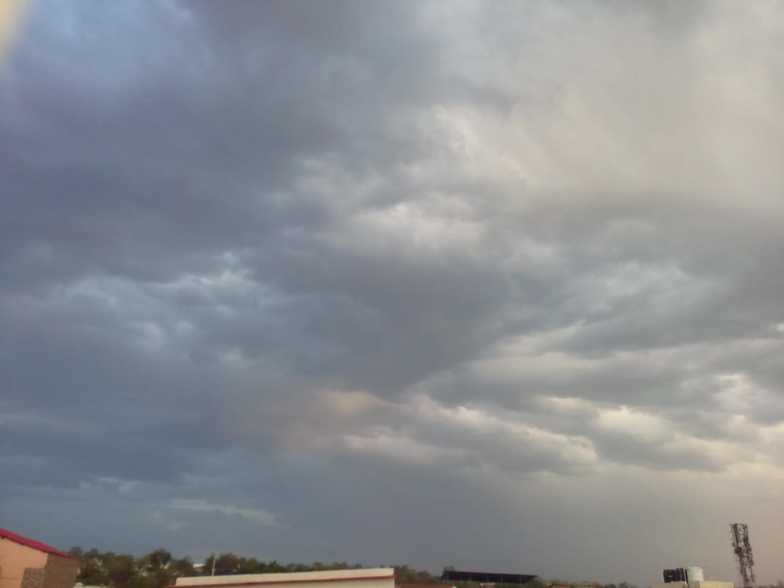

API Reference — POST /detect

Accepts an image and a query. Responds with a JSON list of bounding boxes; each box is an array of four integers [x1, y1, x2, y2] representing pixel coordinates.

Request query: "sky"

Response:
[[2, 0, 784, 585]]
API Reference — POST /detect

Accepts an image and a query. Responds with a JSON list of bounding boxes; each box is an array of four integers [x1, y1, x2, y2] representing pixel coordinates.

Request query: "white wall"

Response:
[[176, 567, 395, 588]]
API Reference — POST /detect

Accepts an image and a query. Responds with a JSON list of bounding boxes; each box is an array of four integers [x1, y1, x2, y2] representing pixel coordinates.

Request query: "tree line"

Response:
[[77, 546, 774, 588], [67, 548, 441, 588]]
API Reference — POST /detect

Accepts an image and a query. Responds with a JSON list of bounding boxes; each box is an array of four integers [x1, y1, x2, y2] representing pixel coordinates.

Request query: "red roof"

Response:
[[0, 528, 74, 559]]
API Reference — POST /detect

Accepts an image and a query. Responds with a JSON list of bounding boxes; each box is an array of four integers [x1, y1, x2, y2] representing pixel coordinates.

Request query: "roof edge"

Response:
[[175, 569, 395, 588], [0, 528, 75, 560]]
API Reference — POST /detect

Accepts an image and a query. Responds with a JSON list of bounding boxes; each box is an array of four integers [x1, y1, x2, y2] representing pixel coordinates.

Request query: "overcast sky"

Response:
[[3, 0, 784, 585]]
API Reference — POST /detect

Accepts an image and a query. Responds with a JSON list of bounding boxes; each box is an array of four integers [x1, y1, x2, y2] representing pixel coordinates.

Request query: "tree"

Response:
[[58, 546, 444, 588], [394, 566, 438, 585], [201, 556, 215, 576], [145, 549, 173, 572], [171, 558, 196, 578], [107, 555, 136, 588], [141, 549, 175, 588], [72, 548, 109, 586], [214, 553, 241, 575], [238, 558, 262, 574]]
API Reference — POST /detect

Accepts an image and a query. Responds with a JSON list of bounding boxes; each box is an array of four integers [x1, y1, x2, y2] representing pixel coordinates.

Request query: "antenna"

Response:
[[730, 523, 755, 588]]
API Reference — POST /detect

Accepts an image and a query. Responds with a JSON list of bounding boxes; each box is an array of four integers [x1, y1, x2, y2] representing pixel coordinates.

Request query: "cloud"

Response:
[[0, 0, 27, 59], [3, 0, 784, 585], [170, 499, 279, 527]]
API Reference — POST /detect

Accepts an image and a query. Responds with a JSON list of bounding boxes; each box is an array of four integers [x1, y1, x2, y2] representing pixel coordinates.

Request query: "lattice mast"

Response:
[[730, 523, 755, 588]]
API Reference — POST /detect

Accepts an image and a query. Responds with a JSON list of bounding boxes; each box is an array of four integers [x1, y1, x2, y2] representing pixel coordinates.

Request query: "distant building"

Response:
[[664, 570, 689, 584], [175, 568, 395, 588], [0, 528, 79, 588], [654, 580, 733, 588], [440, 570, 538, 587], [654, 566, 732, 588]]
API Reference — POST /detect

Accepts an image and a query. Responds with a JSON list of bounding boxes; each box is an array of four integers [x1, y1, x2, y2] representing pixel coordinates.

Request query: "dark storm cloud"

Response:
[[3, 0, 784, 584]]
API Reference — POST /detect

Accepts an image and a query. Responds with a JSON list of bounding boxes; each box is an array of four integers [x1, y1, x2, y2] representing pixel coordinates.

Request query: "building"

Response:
[[664, 571, 689, 584], [0, 529, 79, 588], [663, 568, 704, 584], [655, 580, 733, 588], [175, 568, 395, 588], [654, 565, 733, 588], [441, 570, 538, 586]]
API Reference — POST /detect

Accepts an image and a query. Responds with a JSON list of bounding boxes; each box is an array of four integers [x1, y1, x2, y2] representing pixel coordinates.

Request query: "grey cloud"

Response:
[[4, 0, 784, 584]]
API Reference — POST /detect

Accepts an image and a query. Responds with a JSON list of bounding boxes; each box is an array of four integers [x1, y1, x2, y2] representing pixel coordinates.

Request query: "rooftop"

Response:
[[175, 569, 395, 588], [441, 571, 537, 585], [0, 528, 74, 560]]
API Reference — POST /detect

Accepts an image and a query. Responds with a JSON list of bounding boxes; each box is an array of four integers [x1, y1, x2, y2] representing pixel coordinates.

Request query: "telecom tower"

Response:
[[730, 523, 755, 588]]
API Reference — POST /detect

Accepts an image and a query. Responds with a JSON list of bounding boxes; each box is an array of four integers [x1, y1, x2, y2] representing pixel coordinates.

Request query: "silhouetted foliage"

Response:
[[71, 548, 395, 588], [70, 547, 639, 588]]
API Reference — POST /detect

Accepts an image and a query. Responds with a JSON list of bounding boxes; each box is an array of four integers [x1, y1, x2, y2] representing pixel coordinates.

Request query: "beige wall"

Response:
[[0, 541, 77, 588], [653, 581, 733, 588], [0, 539, 47, 588], [178, 578, 393, 588], [21, 569, 46, 588], [226, 577, 392, 588], [691, 582, 734, 588], [43, 556, 78, 588], [653, 582, 687, 588], [176, 568, 396, 588]]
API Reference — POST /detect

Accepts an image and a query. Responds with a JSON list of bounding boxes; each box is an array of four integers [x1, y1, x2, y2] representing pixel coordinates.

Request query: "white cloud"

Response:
[[341, 431, 461, 465], [170, 498, 279, 527]]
